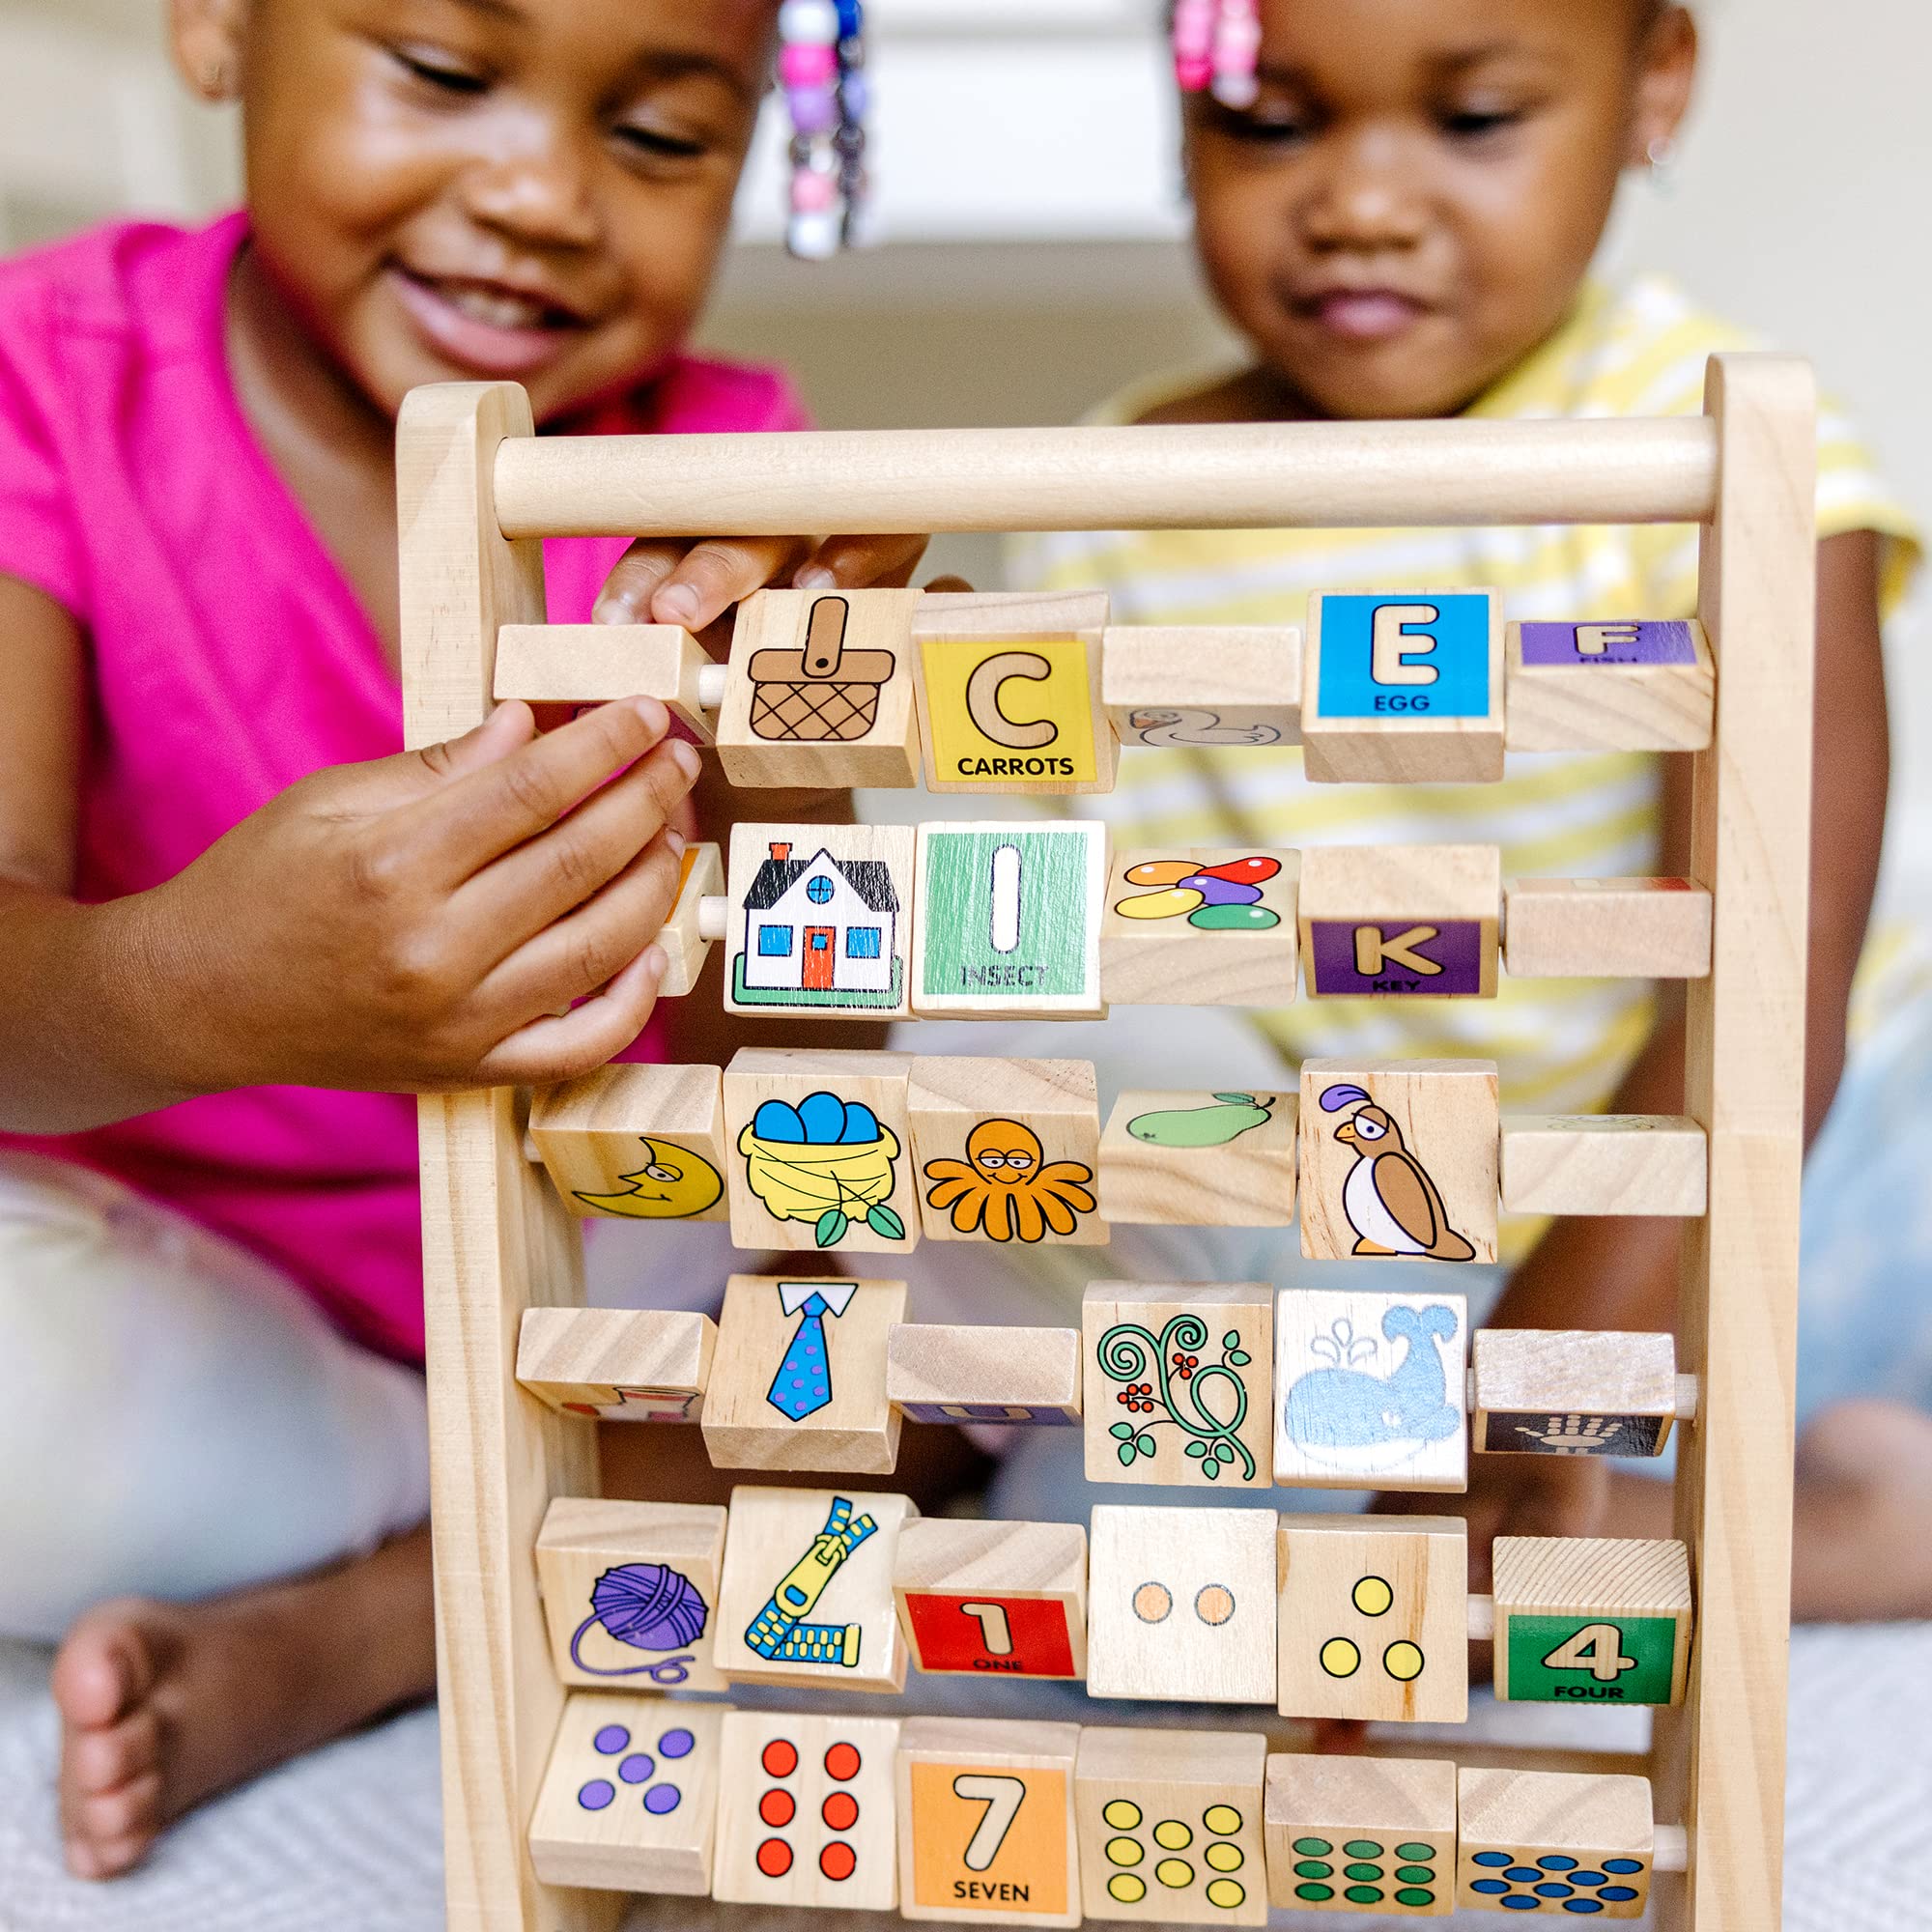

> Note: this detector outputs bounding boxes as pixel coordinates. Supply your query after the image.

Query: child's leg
[0,1152,433,1876]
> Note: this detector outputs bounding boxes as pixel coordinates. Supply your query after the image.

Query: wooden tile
[1298,1058,1498,1263]
[907,1058,1104,1246]
[1492,1536,1692,1708]
[1456,1768,1653,1917]
[1499,1115,1707,1216]
[1504,617,1715,753]
[494,623,714,742]
[886,1322,1083,1425]
[1097,1088,1297,1228]
[700,1273,904,1474]
[1298,844,1499,999]
[1276,1515,1467,1723]
[910,822,1109,1018]
[516,1307,715,1422]
[1087,1504,1277,1705]
[894,1518,1088,1680]
[712,1484,914,1691]
[1100,848,1299,1007]
[1264,1752,1457,1915]
[1471,1329,1678,1458]
[715,586,923,787]
[713,1709,902,1910]
[1083,1281,1274,1489]
[1101,624,1300,749]
[1502,876,1713,978]
[527,1693,723,1893]
[1302,590,1503,782]
[1075,1725,1267,1924]
[724,821,916,1019]
[535,1497,728,1691]
[1273,1287,1468,1492]
[530,1063,728,1223]
[896,1715,1082,1925]
[656,840,723,997]
[722,1048,919,1255]
[912,590,1117,796]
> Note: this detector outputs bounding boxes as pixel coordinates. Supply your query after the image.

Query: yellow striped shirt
[1013,275,1919,1258]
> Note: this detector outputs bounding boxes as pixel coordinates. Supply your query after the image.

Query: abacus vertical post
[1651,353,1816,1931]
[398,383,613,1932]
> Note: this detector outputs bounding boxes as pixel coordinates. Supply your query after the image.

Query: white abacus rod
[1653,1826,1690,1874]
[697,897,727,943]
[1466,1594,1496,1641]
[494,417,1719,540]
[696,663,727,712]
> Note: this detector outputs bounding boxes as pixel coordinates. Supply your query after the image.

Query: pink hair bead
[790,168,838,213]
[780,40,838,87]
[1176,53,1213,90]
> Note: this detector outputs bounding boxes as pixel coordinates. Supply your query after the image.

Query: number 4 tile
[1492,1536,1691,1707]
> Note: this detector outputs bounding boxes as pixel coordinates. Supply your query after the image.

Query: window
[806,874,835,904]
[757,925,793,957]
[846,927,882,959]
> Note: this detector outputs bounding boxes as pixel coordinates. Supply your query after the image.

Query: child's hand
[125,697,696,1095]
[592,533,929,639]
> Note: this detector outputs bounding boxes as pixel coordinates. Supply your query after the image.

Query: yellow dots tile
[1074,1727,1266,1924]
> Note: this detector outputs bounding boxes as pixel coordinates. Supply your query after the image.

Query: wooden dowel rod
[494,418,1719,539]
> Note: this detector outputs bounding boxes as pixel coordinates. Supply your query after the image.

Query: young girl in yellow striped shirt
[1008,0,1932,1615]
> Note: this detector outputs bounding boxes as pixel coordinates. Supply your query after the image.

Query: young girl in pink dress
[0,0,920,1877]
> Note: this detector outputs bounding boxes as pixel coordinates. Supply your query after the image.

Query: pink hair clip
[1174,0,1261,110]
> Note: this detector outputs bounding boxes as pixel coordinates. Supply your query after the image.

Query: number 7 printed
[952,1774,1025,1871]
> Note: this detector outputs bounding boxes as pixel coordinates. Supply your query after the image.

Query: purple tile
[1519,620,1697,668]
[1307,919,1489,996]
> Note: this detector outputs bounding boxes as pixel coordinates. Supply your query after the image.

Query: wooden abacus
[399,355,1812,1931]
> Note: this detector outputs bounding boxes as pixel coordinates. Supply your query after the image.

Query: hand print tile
[1084,1283,1273,1488]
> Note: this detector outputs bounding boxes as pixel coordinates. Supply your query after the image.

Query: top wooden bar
[492,417,1719,539]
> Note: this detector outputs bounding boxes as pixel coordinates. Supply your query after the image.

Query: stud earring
[1644,133,1678,194]
[201,57,231,99]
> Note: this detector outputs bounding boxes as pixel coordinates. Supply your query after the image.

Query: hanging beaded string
[779,0,869,260]
[1173,0,1261,109]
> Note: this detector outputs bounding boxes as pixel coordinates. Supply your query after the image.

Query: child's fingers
[397,696,673,882]
[592,542,691,625]
[793,533,929,591]
[479,829,687,1020]
[454,739,699,957]
[644,536,814,634]
[472,944,668,1089]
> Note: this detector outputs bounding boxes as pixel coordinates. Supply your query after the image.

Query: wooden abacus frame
[398,355,1813,1932]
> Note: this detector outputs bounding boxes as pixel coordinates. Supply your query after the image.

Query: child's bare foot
[1790,1399,1932,1622]
[51,1520,435,1879]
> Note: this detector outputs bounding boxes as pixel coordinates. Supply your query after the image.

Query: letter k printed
[766,1279,858,1420]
